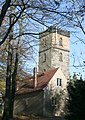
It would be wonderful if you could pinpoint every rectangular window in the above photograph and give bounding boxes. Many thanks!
[60,79,62,86]
[57,78,62,86]
[57,78,58,86]
[51,97,57,106]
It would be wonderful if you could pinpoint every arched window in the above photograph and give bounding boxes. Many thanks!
[59,52,63,61]
[59,38,63,46]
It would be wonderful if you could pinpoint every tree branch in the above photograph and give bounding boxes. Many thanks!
[0,7,25,46]
[0,0,11,27]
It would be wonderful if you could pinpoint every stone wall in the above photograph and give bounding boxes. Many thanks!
[43,69,67,117]
[39,32,52,72]
[14,90,44,116]
[51,48,69,79]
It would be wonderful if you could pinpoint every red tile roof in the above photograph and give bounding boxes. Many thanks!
[16,68,59,94]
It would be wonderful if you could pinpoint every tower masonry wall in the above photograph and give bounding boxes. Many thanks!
[51,49,70,79]
[39,27,70,79]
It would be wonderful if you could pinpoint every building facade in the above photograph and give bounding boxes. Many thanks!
[39,26,70,79]
[14,68,67,116]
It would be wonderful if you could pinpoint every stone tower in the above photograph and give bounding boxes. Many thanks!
[38,26,70,79]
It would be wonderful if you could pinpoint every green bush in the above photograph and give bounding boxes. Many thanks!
[66,79,85,120]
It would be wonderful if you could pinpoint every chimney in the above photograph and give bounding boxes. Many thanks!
[33,67,37,88]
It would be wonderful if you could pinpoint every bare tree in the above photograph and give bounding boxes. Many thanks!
[0,0,85,119]
[0,0,84,45]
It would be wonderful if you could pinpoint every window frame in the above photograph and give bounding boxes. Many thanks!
[57,78,62,86]
[51,97,57,106]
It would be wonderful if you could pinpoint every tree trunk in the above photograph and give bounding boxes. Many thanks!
[9,52,18,119]
[1,42,12,120]
[1,6,22,119]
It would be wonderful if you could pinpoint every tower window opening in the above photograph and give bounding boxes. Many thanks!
[59,38,63,46]
[43,53,46,63]
[43,38,46,46]
[59,52,63,61]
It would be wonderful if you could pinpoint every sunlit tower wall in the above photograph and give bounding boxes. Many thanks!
[38,26,70,79]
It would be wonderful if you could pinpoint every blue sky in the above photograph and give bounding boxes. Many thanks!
[70,31,85,79]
